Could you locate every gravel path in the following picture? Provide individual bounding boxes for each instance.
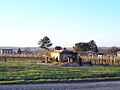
[1,81,120,90]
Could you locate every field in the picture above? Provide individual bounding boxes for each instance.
[0,60,120,84]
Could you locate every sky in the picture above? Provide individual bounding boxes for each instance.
[0,0,120,47]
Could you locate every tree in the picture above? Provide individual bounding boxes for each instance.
[107,46,119,55]
[73,42,90,52]
[24,47,31,52]
[17,48,22,54]
[73,40,98,52]
[38,36,52,50]
[89,40,98,52]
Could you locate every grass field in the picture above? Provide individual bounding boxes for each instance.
[0,60,120,84]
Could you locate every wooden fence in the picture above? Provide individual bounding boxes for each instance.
[0,54,45,61]
[81,56,120,65]
[1,54,120,65]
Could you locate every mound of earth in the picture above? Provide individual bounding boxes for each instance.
[37,62,81,67]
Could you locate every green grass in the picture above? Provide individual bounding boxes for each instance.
[0,60,120,84]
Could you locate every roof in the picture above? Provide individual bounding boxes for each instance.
[0,48,13,50]
[51,49,77,54]
[117,51,120,54]
[60,50,77,54]
[54,46,62,50]
[51,50,63,53]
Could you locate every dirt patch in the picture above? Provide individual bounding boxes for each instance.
[37,62,81,67]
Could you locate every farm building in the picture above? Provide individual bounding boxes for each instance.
[0,49,13,54]
[117,51,120,58]
[51,46,78,62]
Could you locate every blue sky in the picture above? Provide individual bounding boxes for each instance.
[0,0,120,47]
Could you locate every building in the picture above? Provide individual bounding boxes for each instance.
[117,51,120,58]
[51,46,78,62]
[0,49,13,54]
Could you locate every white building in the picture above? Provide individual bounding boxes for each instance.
[0,49,13,54]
